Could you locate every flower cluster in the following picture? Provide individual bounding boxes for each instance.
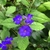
[13,14,34,37]
[0,37,13,50]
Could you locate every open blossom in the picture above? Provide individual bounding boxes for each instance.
[0,43,7,50]
[25,14,34,25]
[0,37,13,50]
[13,14,34,25]
[13,14,22,24]
[18,25,32,37]
[13,14,34,37]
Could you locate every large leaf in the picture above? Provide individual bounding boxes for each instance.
[1,18,18,29]
[6,6,16,15]
[30,22,45,31]
[31,10,50,23]
[13,36,29,50]
[0,27,10,40]
[0,0,7,5]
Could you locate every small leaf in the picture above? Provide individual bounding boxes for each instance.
[36,48,42,50]
[37,4,47,12]
[0,0,7,5]
[32,31,43,40]
[37,2,50,11]
[0,19,3,25]
[21,0,29,7]
[43,2,50,10]
[0,27,10,40]
[34,0,41,7]
[0,11,5,19]
[13,36,29,50]
[6,6,16,15]
[47,30,50,42]
[14,48,19,50]
[49,30,50,37]
[30,22,45,31]
[16,0,21,2]
[0,48,1,50]
[1,18,18,29]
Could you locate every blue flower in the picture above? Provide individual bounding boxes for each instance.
[0,37,13,50]
[25,19,34,25]
[26,14,33,19]
[13,14,22,24]
[18,25,32,37]
[13,14,34,37]
[0,43,7,50]
[25,14,34,25]
[5,37,13,41]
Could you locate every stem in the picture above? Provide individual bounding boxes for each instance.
[28,0,35,13]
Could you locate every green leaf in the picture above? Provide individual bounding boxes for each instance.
[0,19,3,25]
[34,0,41,7]
[13,36,29,50]
[16,0,21,2]
[37,4,47,12]
[6,6,16,15]
[14,48,19,50]
[31,10,50,23]
[32,31,43,40]
[47,37,50,42]
[0,48,1,50]
[0,27,10,40]
[48,30,50,37]
[43,2,50,10]
[30,22,45,31]
[36,48,42,50]
[37,2,50,11]
[1,18,18,29]
[0,11,5,19]
[21,0,29,7]
[0,0,7,5]
[47,30,50,42]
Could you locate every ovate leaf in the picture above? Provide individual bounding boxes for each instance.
[37,4,47,12]
[16,0,21,2]
[0,0,7,5]
[34,0,41,7]
[0,19,3,25]
[36,48,42,50]
[31,10,50,23]
[21,0,29,7]
[38,2,50,11]
[13,36,29,50]
[0,11,5,19]
[6,6,16,15]
[43,2,50,10]
[0,27,10,40]
[30,22,45,31]
[1,18,18,29]
[47,30,50,42]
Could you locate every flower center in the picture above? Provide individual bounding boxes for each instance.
[18,18,19,20]
[24,30,27,32]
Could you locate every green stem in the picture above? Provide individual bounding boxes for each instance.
[28,0,35,13]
